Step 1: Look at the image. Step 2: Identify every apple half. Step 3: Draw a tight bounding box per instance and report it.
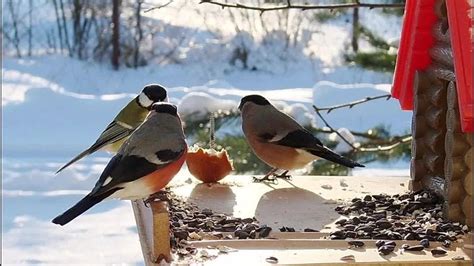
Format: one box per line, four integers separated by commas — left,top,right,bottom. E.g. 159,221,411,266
186,146,234,183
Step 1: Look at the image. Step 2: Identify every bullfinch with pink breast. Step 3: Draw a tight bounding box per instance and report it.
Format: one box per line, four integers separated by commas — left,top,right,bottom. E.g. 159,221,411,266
239,95,364,181
52,102,187,225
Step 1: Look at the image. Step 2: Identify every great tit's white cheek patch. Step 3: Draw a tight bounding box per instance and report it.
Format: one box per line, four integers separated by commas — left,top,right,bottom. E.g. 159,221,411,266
138,93,154,107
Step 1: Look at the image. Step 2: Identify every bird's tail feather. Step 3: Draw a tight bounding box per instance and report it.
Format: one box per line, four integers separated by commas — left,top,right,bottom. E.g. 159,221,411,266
309,147,365,168
52,189,119,226
56,149,92,174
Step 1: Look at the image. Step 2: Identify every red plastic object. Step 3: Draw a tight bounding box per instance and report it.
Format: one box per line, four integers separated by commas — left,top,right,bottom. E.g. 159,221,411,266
446,0,473,133
392,0,473,133
392,0,438,110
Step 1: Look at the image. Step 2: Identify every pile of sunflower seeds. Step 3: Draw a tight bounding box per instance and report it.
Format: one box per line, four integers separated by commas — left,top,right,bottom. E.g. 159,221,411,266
330,189,470,242
151,189,273,257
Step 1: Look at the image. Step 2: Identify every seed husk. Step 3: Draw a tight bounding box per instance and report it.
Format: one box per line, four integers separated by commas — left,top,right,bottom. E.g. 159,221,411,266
340,254,355,261
404,245,424,251
258,226,272,238
420,238,430,248
431,248,447,256
375,240,386,248
266,256,278,264
348,240,365,248
442,240,451,248
378,245,394,255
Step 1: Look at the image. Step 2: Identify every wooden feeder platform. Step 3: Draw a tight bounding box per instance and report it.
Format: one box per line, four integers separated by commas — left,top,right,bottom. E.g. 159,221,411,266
131,175,473,265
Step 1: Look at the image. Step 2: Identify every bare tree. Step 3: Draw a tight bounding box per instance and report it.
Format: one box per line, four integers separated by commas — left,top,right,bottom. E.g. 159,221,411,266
351,7,359,52
59,0,73,56
112,0,121,70
28,0,33,56
133,0,144,68
6,0,22,57
72,0,83,58
52,0,64,53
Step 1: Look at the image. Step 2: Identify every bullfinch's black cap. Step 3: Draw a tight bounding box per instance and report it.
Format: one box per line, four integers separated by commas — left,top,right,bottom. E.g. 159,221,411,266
152,103,178,116
239,94,270,110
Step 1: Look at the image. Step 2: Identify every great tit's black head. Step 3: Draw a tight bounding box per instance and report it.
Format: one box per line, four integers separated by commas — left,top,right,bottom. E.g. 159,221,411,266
151,102,178,116
138,84,167,108
238,94,270,110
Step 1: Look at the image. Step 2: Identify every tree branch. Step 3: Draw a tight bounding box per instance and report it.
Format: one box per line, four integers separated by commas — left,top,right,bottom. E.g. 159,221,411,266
144,0,173,13
199,0,404,13
313,104,412,154
357,135,412,152
315,94,392,114
312,127,385,141
312,104,358,150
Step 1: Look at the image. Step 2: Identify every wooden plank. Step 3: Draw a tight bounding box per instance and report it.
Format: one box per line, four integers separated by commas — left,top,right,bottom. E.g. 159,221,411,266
186,238,472,265
151,201,171,263
132,175,472,265
131,200,155,265
132,200,171,265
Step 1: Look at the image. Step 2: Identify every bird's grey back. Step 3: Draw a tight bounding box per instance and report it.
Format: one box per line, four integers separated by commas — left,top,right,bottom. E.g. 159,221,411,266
120,113,186,157
242,103,304,138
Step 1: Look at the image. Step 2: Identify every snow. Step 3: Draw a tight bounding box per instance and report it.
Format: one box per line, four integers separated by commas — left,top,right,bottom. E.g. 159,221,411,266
2,3,408,264
328,128,358,153
179,92,238,118
284,103,316,127
3,203,142,265
313,81,411,135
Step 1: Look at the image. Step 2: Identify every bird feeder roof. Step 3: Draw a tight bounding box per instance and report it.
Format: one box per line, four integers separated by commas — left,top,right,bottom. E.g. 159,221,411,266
392,0,473,133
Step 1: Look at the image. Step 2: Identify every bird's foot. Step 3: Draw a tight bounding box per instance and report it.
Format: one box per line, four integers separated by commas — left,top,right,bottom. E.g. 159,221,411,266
273,170,292,180
252,175,278,183
143,190,170,207
143,198,152,208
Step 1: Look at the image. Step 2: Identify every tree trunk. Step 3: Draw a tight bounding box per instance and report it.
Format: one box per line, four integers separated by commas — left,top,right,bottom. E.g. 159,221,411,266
112,0,121,70
59,0,73,56
351,7,359,53
7,0,22,57
28,0,33,56
52,0,64,53
133,0,143,68
72,0,83,58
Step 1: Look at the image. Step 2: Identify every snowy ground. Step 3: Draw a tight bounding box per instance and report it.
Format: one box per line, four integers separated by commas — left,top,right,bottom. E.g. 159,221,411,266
2,3,411,264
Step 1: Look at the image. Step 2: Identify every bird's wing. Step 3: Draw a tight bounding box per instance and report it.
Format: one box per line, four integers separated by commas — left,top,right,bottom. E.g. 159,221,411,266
93,120,135,150
56,121,133,173
90,148,186,196
259,129,323,148
260,129,364,168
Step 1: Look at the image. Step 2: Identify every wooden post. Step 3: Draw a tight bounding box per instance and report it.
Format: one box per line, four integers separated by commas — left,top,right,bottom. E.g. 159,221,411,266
151,201,172,263
132,199,172,265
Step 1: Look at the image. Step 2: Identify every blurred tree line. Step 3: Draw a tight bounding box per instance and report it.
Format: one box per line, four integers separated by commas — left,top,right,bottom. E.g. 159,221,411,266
3,0,404,72
3,0,172,69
